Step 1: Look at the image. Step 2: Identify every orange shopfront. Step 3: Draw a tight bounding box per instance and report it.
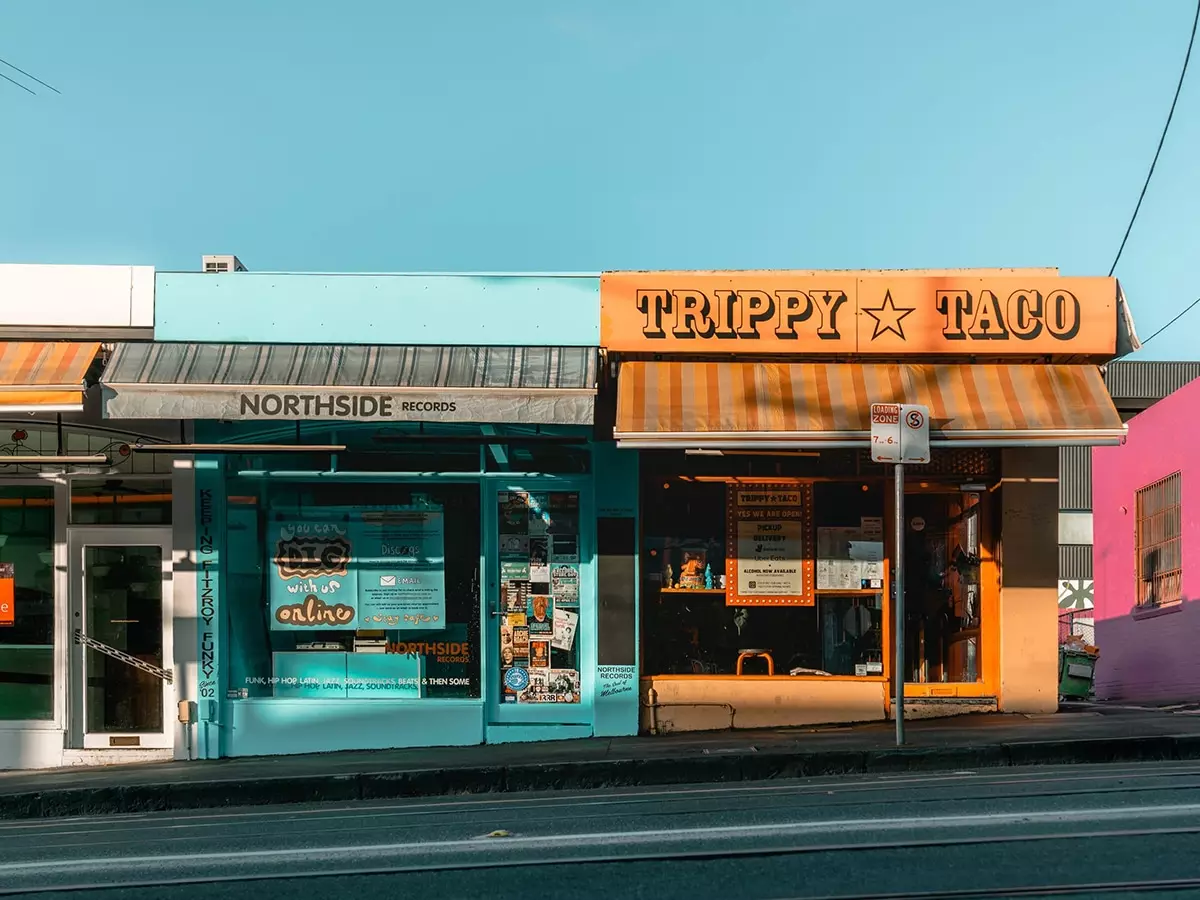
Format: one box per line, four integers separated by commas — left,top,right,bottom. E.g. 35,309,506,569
600,269,1132,733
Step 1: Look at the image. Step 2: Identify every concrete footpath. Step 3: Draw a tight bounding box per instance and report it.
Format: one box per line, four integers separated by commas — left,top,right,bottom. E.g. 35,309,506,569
5,702,1200,820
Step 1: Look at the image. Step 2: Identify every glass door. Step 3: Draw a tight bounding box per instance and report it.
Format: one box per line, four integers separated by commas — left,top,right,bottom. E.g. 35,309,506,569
486,480,592,726
899,490,989,693
68,527,173,749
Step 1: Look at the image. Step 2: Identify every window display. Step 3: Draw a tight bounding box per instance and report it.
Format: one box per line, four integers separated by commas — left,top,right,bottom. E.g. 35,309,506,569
642,474,886,678
497,490,582,704
226,481,481,700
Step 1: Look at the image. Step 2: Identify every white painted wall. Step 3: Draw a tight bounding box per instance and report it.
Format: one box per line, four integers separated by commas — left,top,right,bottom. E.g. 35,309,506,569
0,265,154,330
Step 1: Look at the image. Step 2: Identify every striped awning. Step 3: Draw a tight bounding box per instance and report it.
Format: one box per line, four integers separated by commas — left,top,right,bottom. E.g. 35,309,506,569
101,343,598,425
615,361,1125,448
0,342,100,413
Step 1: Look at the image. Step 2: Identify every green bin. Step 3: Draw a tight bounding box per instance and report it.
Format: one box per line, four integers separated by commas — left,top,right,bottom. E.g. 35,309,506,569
1059,649,1097,699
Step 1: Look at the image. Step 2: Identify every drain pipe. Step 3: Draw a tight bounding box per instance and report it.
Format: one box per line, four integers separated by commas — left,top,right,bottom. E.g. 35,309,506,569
643,687,737,734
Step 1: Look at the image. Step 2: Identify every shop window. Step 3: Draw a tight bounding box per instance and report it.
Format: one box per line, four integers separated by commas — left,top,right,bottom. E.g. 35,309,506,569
0,484,55,720
641,476,886,677
70,478,172,525
485,442,591,474
1136,472,1182,608
226,481,481,701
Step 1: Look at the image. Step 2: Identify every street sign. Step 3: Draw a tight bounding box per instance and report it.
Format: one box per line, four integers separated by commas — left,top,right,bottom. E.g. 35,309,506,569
870,403,930,464
868,402,931,749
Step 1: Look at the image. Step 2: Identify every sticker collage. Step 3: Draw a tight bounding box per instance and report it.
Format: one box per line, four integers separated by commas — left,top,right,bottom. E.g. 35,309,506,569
498,491,582,704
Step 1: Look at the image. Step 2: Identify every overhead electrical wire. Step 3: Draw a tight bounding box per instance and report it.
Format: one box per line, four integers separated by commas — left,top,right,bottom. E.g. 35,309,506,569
1107,0,1200,277
0,54,60,95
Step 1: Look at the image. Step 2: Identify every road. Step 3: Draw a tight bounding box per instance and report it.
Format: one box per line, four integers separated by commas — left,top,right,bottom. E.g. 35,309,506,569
5,760,1200,899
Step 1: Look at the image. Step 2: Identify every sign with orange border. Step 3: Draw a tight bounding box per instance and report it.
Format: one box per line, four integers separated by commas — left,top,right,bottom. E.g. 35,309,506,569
600,270,1117,356
726,482,814,607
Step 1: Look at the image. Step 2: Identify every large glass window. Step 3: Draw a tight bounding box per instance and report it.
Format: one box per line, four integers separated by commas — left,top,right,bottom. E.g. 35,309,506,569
641,476,885,678
227,481,481,701
0,484,55,720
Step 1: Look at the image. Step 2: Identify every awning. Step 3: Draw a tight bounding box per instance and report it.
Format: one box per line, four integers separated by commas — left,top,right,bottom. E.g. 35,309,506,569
615,361,1125,448
0,342,100,413
101,343,598,425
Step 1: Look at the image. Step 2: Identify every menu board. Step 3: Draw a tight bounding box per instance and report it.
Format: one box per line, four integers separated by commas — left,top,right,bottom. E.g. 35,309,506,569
725,482,814,606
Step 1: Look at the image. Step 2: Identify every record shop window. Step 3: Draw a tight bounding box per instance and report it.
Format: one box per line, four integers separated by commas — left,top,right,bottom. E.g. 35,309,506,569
225,481,482,700
642,476,885,678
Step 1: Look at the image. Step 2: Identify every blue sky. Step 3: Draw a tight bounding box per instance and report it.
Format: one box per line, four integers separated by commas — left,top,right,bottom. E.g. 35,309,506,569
2,1,1197,359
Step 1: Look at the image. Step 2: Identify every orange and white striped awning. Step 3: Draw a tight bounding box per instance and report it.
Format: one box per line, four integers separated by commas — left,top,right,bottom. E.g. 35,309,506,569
0,342,100,413
615,361,1125,448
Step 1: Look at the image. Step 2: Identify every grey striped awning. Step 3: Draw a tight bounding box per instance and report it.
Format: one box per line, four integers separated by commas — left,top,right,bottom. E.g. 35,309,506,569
101,343,598,425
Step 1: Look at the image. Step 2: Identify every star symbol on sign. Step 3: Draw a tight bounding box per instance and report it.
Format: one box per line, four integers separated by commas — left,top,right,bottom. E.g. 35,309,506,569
863,291,915,341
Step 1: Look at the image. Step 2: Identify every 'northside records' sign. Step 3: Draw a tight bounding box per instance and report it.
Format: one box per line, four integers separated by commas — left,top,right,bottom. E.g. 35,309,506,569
600,271,1119,357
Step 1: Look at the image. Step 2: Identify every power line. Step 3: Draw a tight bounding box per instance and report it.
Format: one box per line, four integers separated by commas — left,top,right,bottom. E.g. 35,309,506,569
1108,0,1200,277
0,69,35,95
0,55,59,94
1139,296,1200,346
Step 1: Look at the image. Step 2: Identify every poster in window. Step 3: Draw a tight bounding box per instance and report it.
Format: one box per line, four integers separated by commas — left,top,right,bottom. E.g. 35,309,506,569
527,592,553,635
550,563,579,605
726,482,814,606
270,521,358,629
355,509,447,630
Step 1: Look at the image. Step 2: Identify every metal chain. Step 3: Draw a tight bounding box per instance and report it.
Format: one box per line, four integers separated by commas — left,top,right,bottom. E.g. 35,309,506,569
73,629,173,683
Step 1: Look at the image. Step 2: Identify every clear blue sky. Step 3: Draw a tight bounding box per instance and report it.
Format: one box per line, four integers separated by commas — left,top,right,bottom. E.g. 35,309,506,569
2,1,1197,359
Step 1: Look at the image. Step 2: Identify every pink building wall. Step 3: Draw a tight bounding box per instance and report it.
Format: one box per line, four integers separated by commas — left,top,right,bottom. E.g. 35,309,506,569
1093,377,1200,702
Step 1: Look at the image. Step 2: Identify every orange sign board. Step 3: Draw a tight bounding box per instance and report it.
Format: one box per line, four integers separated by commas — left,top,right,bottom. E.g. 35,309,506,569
0,563,13,627
600,271,1117,356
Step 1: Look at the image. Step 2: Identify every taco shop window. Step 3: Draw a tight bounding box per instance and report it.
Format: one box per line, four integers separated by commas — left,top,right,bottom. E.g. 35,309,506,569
226,481,482,700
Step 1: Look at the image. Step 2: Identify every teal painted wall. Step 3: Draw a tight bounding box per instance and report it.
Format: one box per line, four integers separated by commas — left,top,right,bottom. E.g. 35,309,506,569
592,443,640,737
155,272,600,345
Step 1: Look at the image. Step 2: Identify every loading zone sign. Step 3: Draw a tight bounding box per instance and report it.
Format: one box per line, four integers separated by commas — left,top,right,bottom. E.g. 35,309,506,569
870,403,930,464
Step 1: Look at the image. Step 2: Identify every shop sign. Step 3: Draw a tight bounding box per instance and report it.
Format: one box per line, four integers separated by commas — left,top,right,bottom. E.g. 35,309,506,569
0,563,14,627
237,392,459,420
600,272,1117,356
269,509,447,631
726,482,814,606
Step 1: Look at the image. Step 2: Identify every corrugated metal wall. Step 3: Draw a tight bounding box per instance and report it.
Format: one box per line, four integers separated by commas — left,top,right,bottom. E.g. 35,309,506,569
1105,361,1200,400
1058,445,1092,511
1059,543,1093,580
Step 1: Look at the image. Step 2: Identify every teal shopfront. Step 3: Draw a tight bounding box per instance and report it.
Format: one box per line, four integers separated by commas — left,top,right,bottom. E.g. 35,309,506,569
100,332,640,758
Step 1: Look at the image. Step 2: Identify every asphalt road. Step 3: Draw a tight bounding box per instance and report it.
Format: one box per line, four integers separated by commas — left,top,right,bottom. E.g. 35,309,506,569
5,761,1200,899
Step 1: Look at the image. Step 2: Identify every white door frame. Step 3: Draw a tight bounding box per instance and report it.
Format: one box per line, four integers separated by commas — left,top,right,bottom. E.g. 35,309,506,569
67,526,174,750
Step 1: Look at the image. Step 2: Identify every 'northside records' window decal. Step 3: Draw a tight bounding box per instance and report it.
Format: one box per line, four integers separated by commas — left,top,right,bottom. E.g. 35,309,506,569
497,490,582,704
726,482,815,607
269,508,447,630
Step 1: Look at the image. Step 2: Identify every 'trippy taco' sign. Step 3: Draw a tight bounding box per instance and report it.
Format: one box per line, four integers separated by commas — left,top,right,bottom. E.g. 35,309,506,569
600,271,1118,357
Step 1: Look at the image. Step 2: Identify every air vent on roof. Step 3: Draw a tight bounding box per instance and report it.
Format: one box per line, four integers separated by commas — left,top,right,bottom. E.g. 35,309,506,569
201,254,247,273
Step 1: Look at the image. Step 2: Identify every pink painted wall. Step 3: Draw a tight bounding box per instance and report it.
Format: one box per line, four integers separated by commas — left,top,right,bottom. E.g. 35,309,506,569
1093,377,1200,702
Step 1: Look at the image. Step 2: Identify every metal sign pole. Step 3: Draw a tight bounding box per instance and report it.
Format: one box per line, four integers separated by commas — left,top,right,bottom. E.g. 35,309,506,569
894,461,905,747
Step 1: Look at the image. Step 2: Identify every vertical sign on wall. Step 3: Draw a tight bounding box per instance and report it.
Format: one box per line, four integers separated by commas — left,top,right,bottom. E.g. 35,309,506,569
0,563,14,627
195,457,224,757
726,482,814,606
